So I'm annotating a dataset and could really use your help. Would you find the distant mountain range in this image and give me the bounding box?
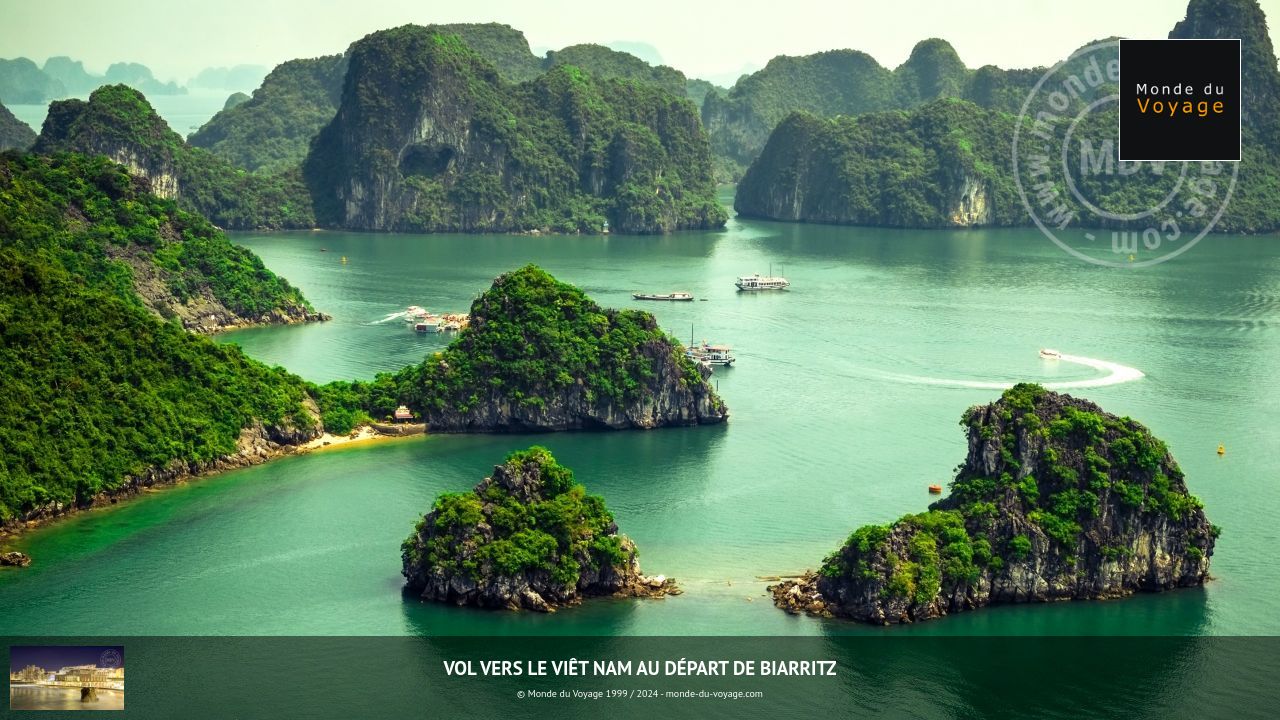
[0,57,276,107]
[9,0,1276,235]
[1,56,185,104]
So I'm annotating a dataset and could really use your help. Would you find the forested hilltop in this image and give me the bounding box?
[736,0,1280,233]
[34,85,319,230]
[304,26,724,233]
[700,39,1044,180]
[0,153,327,528]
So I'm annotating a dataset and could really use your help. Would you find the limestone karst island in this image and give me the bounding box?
[1,0,1275,716]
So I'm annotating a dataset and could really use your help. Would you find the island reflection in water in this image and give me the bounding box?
[9,685,125,711]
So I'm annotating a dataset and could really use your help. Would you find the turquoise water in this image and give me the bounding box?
[2,197,1278,637]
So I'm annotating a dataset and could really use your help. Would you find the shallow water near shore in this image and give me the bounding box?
[2,193,1278,637]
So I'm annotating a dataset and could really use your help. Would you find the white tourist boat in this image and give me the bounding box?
[688,342,736,366]
[735,264,789,291]
[1039,348,1062,360]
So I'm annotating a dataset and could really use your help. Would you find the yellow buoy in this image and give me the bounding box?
[1128,254,1135,262]
[340,256,348,264]
[1217,444,1225,456]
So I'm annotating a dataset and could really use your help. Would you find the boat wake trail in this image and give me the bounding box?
[369,310,408,325]
[880,353,1145,391]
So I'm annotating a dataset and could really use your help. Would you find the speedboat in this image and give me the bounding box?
[1039,348,1062,360]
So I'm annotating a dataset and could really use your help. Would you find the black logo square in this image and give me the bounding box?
[1119,39,1240,161]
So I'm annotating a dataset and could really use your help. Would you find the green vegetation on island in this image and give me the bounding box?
[187,23,544,174]
[35,84,318,229]
[772,384,1216,624]
[0,154,725,529]
[222,92,250,111]
[402,446,677,611]
[305,26,725,233]
[0,153,323,525]
[736,100,1022,228]
[187,26,726,230]
[733,0,1280,232]
[1,152,316,325]
[315,264,727,431]
[187,55,347,174]
[545,43,687,97]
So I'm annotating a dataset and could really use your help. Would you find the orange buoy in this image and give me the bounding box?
[928,484,943,494]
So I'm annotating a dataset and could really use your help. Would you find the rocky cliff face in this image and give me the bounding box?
[305,25,725,234]
[36,86,182,199]
[402,447,677,611]
[387,265,727,432]
[772,384,1216,624]
[0,102,35,152]
[421,335,724,432]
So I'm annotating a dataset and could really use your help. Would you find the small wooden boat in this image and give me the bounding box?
[633,292,694,301]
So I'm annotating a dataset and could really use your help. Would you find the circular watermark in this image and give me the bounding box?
[99,649,122,669]
[1012,40,1238,267]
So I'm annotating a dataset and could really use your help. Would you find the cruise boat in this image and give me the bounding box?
[1039,348,1062,360]
[633,292,694,301]
[736,265,790,291]
[688,342,735,366]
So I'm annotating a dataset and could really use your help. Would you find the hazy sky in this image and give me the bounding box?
[4,0,1279,86]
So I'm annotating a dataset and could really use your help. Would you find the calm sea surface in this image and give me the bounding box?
[3,191,1278,639]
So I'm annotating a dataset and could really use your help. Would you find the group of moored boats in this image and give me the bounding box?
[403,306,469,334]
[635,268,791,371]
[632,268,792,303]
